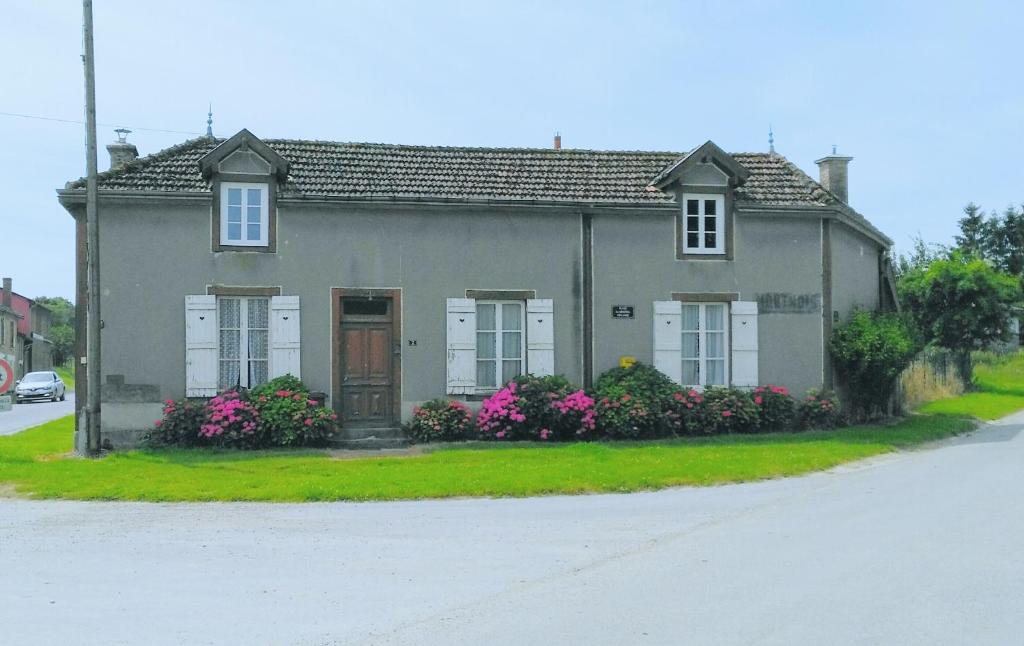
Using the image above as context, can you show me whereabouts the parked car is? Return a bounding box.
[14,371,66,403]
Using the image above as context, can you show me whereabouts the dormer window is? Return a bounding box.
[199,129,290,253]
[221,182,268,246]
[683,193,724,254]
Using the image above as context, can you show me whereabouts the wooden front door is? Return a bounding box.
[340,298,394,427]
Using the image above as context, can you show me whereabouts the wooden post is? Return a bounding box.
[82,0,102,455]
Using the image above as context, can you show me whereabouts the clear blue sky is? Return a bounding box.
[2,0,1022,299]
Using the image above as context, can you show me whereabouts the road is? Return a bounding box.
[0,392,75,436]
[1,410,1022,645]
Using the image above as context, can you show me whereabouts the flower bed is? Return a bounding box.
[471,363,846,443]
[148,375,337,449]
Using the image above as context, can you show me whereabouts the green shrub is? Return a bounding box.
[405,399,474,443]
[799,389,845,429]
[249,376,337,447]
[830,310,920,419]
[702,388,760,434]
[592,363,677,439]
[753,385,797,431]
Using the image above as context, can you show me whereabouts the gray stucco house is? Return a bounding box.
[59,130,896,447]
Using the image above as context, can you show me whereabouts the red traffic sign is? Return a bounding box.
[0,359,13,394]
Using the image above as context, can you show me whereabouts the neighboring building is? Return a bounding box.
[0,277,54,384]
[0,278,22,393]
[58,130,895,447]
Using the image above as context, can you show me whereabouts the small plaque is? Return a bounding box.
[612,305,635,319]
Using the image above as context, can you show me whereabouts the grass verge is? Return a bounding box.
[918,351,1024,420]
[0,414,974,502]
[54,364,75,391]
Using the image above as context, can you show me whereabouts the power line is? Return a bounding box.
[0,110,203,136]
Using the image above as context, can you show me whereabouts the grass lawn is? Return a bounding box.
[0,414,974,502]
[918,352,1024,420]
[54,364,75,391]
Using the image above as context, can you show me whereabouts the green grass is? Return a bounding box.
[0,414,974,502]
[54,364,75,391]
[918,351,1024,420]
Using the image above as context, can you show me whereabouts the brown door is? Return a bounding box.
[340,298,393,427]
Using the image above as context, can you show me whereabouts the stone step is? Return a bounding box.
[338,426,406,441]
[330,437,411,450]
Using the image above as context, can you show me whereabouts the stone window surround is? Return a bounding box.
[675,184,735,261]
[211,172,279,253]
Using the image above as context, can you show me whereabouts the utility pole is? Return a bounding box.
[82,0,102,455]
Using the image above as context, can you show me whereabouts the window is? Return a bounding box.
[681,303,729,387]
[682,193,725,254]
[220,182,269,246]
[217,297,269,390]
[475,301,524,389]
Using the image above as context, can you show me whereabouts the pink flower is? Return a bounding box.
[495,431,506,439]
[154,420,163,427]
[754,396,763,405]
[722,410,732,417]
[673,392,684,401]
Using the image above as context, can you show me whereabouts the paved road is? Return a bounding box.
[1,411,1023,646]
[0,392,74,436]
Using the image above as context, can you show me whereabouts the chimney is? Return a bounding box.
[107,128,139,169]
[2,277,11,309]
[553,132,561,151]
[815,145,853,204]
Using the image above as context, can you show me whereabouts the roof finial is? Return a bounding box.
[768,124,775,154]
[206,103,213,138]
[832,144,837,155]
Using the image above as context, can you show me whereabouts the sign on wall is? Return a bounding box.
[612,305,635,319]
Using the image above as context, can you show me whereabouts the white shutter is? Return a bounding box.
[185,295,218,397]
[270,295,301,379]
[731,301,759,387]
[526,299,554,376]
[653,300,683,384]
[447,298,476,394]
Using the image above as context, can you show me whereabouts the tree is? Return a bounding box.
[895,234,948,282]
[829,310,920,419]
[898,252,1022,381]
[33,296,75,366]
[955,202,990,258]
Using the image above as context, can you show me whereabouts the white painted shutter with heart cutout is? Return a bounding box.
[447,298,476,394]
[730,301,759,387]
[526,299,554,376]
[270,295,301,379]
[653,300,683,385]
[185,295,218,397]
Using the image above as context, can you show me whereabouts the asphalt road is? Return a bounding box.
[1,410,1022,646]
[0,392,75,436]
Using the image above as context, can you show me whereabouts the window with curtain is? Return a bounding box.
[681,302,728,387]
[475,301,524,390]
[218,296,269,391]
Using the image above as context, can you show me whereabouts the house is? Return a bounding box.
[0,277,54,387]
[58,130,895,448]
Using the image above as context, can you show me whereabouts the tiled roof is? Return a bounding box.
[67,137,838,208]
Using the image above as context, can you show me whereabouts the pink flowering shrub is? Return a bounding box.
[147,397,206,446]
[798,389,845,429]
[404,399,473,443]
[477,375,593,441]
[148,375,337,449]
[663,389,709,436]
[702,387,760,434]
[592,363,678,439]
[249,376,337,446]
[200,391,261,447]
[753,384,797,431]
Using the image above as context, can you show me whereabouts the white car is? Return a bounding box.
[14,371,66,403]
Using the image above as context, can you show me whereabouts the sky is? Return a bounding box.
[1,0,1022,299]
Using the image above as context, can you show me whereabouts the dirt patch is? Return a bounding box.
[0,483,21,498]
